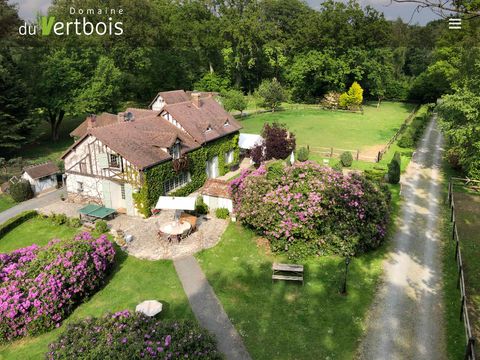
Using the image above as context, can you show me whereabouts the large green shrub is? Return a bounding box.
[9,180,34,202]
[95,220,109,233]
[340,151,353,167]
[387,152,401,184]
[47,311,221,359]
[297,147,309,162]
[266,160,285,181]
[230,162,390,260]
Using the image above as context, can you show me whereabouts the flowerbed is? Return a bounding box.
[0,232,115,342]
[230,161,390,259]
[47,310,221,359]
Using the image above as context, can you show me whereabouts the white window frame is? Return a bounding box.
[170,142,181,160]
[225,150,234,164]
[109,154,120,168]
[163,172,191,194]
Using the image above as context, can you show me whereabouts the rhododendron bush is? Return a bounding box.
[230,162,390,259]
[47,310,221,359]
[0,232,115,342]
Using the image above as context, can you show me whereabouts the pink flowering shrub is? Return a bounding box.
[230,161,390,259]
[0,232,115,342]
[47,310,221,359]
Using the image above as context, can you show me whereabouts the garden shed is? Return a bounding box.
[200,179,233,212]
[21,162,59,195]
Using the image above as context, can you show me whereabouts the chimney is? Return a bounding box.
[192,92,201,108]
[87,114,96,129]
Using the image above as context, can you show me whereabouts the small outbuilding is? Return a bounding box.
[21,162,60,195]
[201,179,233,212]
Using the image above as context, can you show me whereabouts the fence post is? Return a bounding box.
[455,240,459,260]
[356,150,359,160]
[330,148,333,157]
[460,295,465,321]
[458,265,463,290]
[451,205,455,222]
[464,337,475,360]
[377,151,381,163]
[452,221,456,241]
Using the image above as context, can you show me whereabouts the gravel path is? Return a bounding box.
[358,117,446,360]
[174,256,251,360]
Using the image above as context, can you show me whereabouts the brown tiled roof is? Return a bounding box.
[88,115,199,170]
[163,97,242,144]
[23,162,59,179]
[70,113,118,138]
[201,179,231,198]
[148,90,191,108]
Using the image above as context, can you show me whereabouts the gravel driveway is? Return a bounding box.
[358,117,446,359]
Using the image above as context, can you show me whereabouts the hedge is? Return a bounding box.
[398,104,432,148]
[0,210,38,238]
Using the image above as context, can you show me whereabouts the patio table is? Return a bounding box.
[78,204,116,221]
[159,220,191,236]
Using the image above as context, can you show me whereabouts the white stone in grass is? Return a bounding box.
[135,300,163,317]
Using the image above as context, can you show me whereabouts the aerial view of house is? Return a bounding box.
[0,0,479,360]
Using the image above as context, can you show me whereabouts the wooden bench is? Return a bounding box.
[272,263,304,285]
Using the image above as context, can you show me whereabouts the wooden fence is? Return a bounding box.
[303,145,377,163]
[447,177,478,360]
[376,105,420,162]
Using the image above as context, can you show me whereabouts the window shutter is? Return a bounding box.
[102,180,112,208]
[97,153,109,169]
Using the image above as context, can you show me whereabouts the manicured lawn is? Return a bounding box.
[0,218,193,360]
[196,222,386,360]
[239,102,415,154]
[0,195,15,213]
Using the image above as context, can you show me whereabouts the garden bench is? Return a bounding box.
[272,263,304,285]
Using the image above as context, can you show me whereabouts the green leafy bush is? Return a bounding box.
[95,220,109,233]
[47,311,221,359]
[332,162,343,172]
[68,217,82,228]
[195,196,209,215]
[0,210,37,238]
[9,180,34,202]
[215,208,230,219]
[296,147,309,162]
[364,169,386,183]
[387,152,401,184]
[266,160,285,181]
[50,213,68,226]
[398,105,430,148]
[340,151,353,167]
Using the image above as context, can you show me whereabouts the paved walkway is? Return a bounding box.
[174,255,251,360]
[0,188,64,224]
[358,117,446,359]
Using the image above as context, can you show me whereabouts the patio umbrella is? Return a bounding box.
[135,300,163,317]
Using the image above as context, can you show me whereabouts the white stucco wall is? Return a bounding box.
[21,172,57,194]
[203,195,233,212]
[66,173,102,199]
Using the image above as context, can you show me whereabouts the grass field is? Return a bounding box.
[196,222,387,360]
[0,195,15,213]
[0,218,193,360]
[239,102,415,156]
[450,189,480,347]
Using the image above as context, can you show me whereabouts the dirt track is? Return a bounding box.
[358,117,446,360]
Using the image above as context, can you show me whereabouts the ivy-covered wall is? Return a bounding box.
[133,132,239,217]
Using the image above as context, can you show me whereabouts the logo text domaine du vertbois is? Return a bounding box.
[19,6,124,36]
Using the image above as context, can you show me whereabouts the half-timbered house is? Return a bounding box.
[62,90,241,217]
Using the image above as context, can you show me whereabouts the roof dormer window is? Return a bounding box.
[224,120,230,127]
[169,140,181,160]
[205,125,212,133]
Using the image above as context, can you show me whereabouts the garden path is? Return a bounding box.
[0,188,64,224]
[358,117,446,359]
[174,255,251,360]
